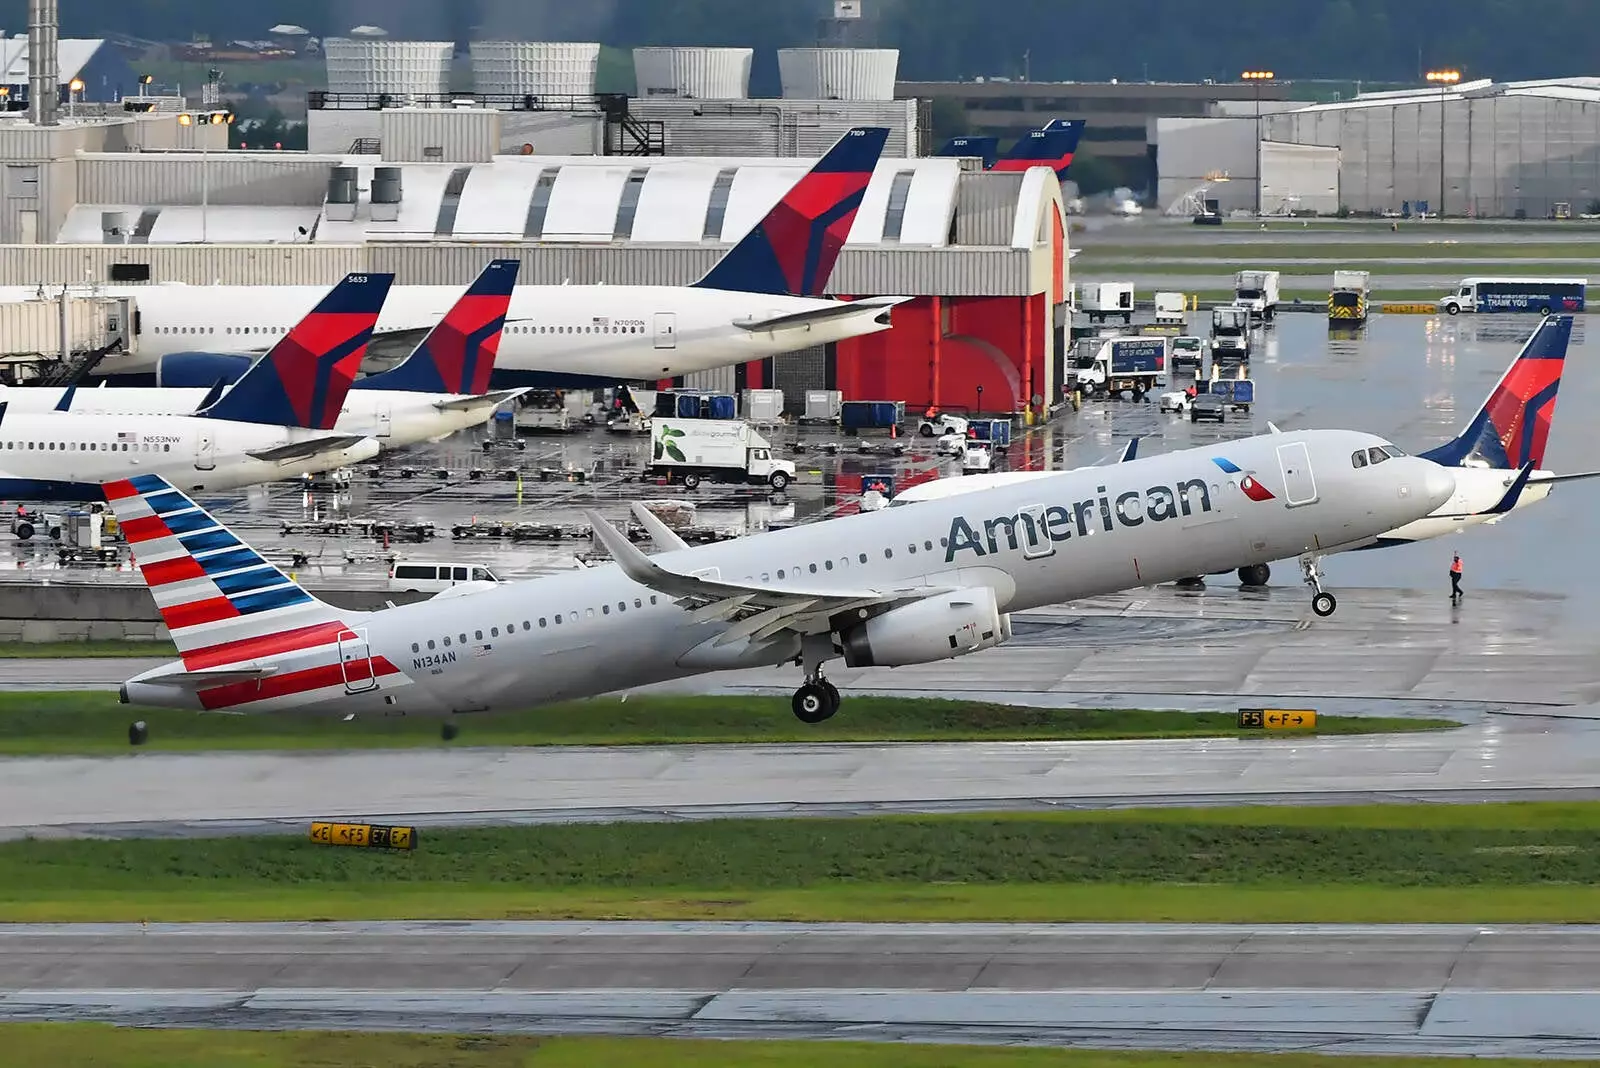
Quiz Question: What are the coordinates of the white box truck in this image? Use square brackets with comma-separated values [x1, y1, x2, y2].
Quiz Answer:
[650, 418, 796, 491]
[1153, 292, 1188, 325]
[1080, 281, 1135, 324]
[1233, 270, 1281, 321]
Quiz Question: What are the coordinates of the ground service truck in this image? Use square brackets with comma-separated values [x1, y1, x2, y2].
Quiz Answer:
[1210, 305, 1252, 363]
[1329, 270, 1370, 324]
[650, 418, 796, 490]
[1233, 270, 1281, 321]
[1067, 335, 1166, 400]
[1436, 277, 1587, 315]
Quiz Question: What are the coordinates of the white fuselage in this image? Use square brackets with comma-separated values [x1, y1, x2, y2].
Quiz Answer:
[1381, 464, 1554, 543]
[0, 411, 377, 500]
[0, 383, 515, 451]
[125, 429, 1455, 714]
[0, 284, 896, 383]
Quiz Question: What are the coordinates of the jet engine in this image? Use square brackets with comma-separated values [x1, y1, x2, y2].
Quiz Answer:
[151, 351, 254, 388]
[838, 587, 1009, 668]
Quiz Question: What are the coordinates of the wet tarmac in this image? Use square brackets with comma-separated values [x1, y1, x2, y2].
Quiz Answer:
[6, 921, 1600, 1056]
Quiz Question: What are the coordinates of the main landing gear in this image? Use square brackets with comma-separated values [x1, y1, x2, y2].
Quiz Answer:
[1301, 554, 1337, 617]
[792, 635, 841, 723]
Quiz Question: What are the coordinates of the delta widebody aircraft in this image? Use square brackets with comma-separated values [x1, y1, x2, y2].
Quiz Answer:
[0, 260, 527, 452]
[7, 128, 905, 390]
[107, 428, 1454, 739]
[0, 273, 409, 500]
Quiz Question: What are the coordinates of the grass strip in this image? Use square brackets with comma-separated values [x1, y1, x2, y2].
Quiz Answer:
[0, 1026, 1572, 1068]
[0, 639, 175, 658]
[1078, 242, 1600, 260]
[0, 692, 1453, 753]
[6, 803, 1599, 924]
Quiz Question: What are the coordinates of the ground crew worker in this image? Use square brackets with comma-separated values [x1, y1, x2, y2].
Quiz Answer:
[1450, 553, 1464, 602]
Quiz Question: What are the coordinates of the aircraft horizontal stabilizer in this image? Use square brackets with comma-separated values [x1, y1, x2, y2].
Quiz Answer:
[247, 435, 371, 463]
[732, 296, 909, 333]
[133, 664, 278, 690]
[1528, 469, 1600, 485]
[584, 508, 936, 630]
[432, 388, 529, 412]
[1484, 462, 1534, 515]
[629, 502, 690, 553]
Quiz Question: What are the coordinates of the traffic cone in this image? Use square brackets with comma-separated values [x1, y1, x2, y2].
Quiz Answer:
[890, 421, 898, 439]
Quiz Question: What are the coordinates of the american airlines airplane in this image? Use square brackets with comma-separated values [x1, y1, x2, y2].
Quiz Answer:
[895, 315, 1600, 589]
[8, 128, 905, 390]
[107, 429, 1454, 736]
[0, 262, 527, 452]
[0, 274, 406, 500]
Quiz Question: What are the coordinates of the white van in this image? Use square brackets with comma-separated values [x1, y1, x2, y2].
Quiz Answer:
[389, 562, 503, 594]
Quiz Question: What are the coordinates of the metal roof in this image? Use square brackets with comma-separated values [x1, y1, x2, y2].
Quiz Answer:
[1291, 77, 1600, 114]
[56, 205, 324, 244]
[0, 36, 111, 84]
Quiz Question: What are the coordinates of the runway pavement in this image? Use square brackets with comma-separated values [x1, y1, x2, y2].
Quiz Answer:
[5, 921, 1600, 1056]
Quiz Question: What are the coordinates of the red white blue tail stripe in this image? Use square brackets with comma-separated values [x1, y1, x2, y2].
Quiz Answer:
[105, 473, 406, 710]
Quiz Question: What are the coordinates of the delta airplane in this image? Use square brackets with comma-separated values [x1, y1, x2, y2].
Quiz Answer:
[7, 128, 906, 390]
[107, 428, 1453, 735]
[0, 261, 527, 452]
[0, 274, 401, 500]
[892, 315, 1598, 597]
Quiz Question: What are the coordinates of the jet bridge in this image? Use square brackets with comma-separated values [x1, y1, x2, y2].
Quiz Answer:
[0, 293, 135, 384]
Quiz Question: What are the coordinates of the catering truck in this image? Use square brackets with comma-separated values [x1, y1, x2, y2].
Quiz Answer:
[649, 418, 796, 490]
[1067, 335, 1166, 399]
[1436, 277, 1587, 315]
[1233, 270, 1281, 321]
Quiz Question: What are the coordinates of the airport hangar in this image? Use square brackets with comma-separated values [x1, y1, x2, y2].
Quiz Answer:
[0, 110, 1071, 421]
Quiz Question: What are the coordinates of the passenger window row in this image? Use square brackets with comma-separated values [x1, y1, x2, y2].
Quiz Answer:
[409, 594, 662, 654]
[4, 441, 168, 452]
[504, 324, 645, 335]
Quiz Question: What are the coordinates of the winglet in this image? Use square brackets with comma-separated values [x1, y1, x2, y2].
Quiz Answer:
[630, 503, 690, 553]
[1120, 438, 1139, 462]
[356, 259, 519, 396]
[1267, 421, 1283, 434]
[1484, 462, 1535, 515]
[201, 272, 394, 430]
[585, 509, 665, 586]
[691, 126, 889, 297]
[54, 385, 75, 412]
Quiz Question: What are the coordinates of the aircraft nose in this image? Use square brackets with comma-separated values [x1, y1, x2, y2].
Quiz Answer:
[1419, 461, 1456, 509]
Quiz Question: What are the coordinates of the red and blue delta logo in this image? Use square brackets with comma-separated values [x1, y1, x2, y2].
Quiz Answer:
[1212, 457, 1276, 502]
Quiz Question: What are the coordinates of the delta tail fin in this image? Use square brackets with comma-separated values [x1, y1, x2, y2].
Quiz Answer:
[691, 126, 889, 298]
[105, 474, 402, 710]
[992, 120, 1085, 181]
[355, 259, 519, 395]
[1421, 314, 1572, 469]
[933, 135, 1000, 169]
[201, 272, 394, 430]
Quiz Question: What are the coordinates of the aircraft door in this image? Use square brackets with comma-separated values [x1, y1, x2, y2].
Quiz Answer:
[337, 628, 378, 693]
[653, 312, 677, 350]
[374, 397, 392, 438]
[194, 430, 216, 470]
[1020, 504, 1054, 559]
[1275, 442, 1319, 507]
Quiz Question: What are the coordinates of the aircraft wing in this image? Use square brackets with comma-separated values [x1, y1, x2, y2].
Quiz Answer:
[247, 434, 371, 463]
[433, 387, 529, 412]
[585, 509, 943, 639]
[732, 296, 910, 333]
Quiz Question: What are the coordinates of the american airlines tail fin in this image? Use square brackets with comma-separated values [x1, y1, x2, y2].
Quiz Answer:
[992, 120, 1085, 181]
[355, 259, 519, 395]
[691, 126, 889, 298]
[104, 475, 400, 709]
[1422, 314, 1572, 469]
[933, 135, 1000, 169]
[201, 272, 394, 430]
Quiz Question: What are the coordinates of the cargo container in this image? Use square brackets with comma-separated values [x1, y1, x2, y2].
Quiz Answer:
[741, 388, 784, 424]
[1153, 292, 1188, 325]
[1205, 377, 1255, 411]
[649, 418, 796, 491]
[1079, 281, 1135, 324]
[968, 418, 1012, 449]
[1436, 277, 1587, 315]
[801, 389, 843, 425]
[840, 399, 901, 431]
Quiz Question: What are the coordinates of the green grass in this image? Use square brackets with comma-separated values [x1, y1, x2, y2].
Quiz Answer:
[9, 803, 1600, 924]
[0, 692, 1453, 754]
[0, 1027, 1570, 1068]
[1079, 241, 1600, 260]
[0, 640, 174, 658]
[1187, 289, 1443, 304]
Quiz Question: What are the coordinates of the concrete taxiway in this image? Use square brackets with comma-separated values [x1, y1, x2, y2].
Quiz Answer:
[5, 921, 1600, 1056]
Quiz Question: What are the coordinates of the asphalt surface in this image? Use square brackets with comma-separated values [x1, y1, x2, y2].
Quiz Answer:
[5, 921, 1600, 1056]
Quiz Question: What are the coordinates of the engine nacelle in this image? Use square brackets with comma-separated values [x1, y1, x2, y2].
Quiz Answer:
[152, 351, 254, 388]
[839, 587, 1008, 668]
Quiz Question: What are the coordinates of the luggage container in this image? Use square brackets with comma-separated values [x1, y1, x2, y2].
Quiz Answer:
[708, 394, 737, 420]
[802, 389, 842, 425]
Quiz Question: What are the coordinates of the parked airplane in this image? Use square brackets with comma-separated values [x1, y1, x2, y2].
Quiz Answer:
[0, 274, 395, 501]
[108, 429, 1453, 735]
[9, 129, 905, 390]
[0, 261, 526, 451]
[892, 316, 1597, 591]
[935, 119, 1084, 181]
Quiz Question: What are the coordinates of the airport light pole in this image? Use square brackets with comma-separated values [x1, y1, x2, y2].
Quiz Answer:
[1241, 71, 1275, 216]
[67, 78, 84, 120]
[178, 111, 232, 243]
[1425, 69, 1460, 217]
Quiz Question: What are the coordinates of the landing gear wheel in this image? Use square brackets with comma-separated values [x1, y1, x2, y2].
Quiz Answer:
[440, 721, 460, 741]
[1312, 592, 1337, 617]
[792, 681, 839, 724]
[128, 720, 148, 746]
[1301, 554, 1336, 617]
[1238, 563, 1271, 587]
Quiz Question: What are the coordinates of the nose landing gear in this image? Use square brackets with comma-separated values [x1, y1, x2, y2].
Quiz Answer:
[1301, 554, 1337, 617]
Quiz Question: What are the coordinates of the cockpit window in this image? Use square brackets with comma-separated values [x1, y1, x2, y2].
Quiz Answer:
[1367, 447, 1390, 465]
[1382, 444, 1406, 457]
[1351, 450, 1368, 468]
